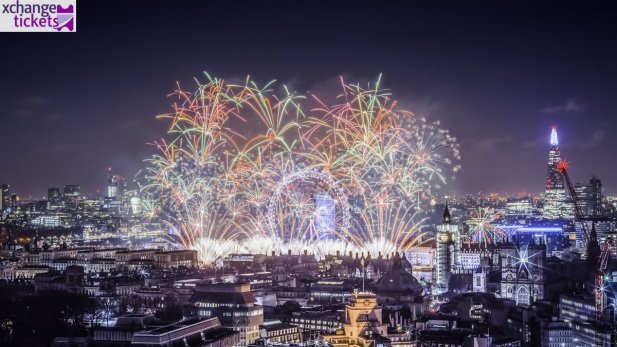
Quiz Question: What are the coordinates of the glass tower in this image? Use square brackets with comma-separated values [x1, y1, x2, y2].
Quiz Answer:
[543, 127, 573, 219]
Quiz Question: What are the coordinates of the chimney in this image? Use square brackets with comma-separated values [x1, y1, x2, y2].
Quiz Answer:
[336, 250, 340, 257]
[288, 249, 292, 256]
[304, 250, 308, 256]
[271, 251, 275, 257]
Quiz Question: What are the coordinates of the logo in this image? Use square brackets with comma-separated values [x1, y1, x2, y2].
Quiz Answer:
[0, 0, 76, 32]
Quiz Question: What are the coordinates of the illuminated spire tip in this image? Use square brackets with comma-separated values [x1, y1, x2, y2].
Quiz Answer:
[550, 127, 558, 146]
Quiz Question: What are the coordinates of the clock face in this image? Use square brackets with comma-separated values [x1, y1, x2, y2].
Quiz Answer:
[364, 299, 370, 306]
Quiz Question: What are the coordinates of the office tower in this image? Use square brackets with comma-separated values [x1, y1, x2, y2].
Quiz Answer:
[0, 184, 9, 212]
[48, 187, 62, 203]
[63, 185, 80, 207]
[575, 176, 604, 218]
[10, 194, 17, 210]
[543, 127, 573, 219]
[63, 184, 80, 197]
[107, 169, 118, 199]
[106, 168, 126, 203]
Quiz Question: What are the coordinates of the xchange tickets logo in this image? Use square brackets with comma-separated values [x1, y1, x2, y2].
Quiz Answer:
[0, 0, 76, 32]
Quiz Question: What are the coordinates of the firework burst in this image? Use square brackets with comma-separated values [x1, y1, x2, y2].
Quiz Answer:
[465, 207, 506, 245]
[140, 73, 460, 265]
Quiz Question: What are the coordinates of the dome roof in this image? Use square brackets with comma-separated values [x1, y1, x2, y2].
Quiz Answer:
[374, 253, 422, 295]
[375, 268, 423, 295]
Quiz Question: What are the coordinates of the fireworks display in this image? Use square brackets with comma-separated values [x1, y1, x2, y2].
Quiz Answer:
[465, 207, 506, 245]
[140, 73, 461, 265]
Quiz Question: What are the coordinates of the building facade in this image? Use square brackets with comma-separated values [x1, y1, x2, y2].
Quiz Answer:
[500, 242, 546, 306]
[542, 127, 573, 220]
[434, 204, 460, 295]
[191, 282, 264, 346]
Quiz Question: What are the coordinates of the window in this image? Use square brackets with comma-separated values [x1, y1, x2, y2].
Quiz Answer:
[517, 286, 530, 306]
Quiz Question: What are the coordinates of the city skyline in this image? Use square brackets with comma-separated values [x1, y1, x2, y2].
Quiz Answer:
[2, 1, 617, 196]
[3, 2, 617, 347]
[0, 125, 611, 199]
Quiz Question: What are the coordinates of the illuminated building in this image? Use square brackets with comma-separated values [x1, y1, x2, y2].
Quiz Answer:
[153, 249, 198, 269]
[574, 219, 616, 251]
[47, 187, 61, 203]
[259, 321, 302, 344]
[105, 169, 127, 215]
[473, 266, 487, 292]
[14, 265, 50, 279]
[107, 168, 122, 199]
[310, 278, 358, 304]
[440, 292, 516, 325]
[458, 243, 492, 271]
[323, 291, 391, 347]
[575, 176, 604, 218]
[496, 225, 567, 256]
[542, 127, 573, 220]
[559, 295, 612, 347]
[191, 282, 264, 346]
[0, 184, 9, 212]
[114, 249, 198, 271]
[406, 245, 435, 283]
[289, 310, 343, 333]
[499, 242, 545, 306]
[505, 198, 534, 217]
[115, 249, 157, 271]
[130, 196, 142, 215]
[63, 184, 79, 197]
[433, 203, 459, 295]
[541, 319, 572, 347]
[63, 184, 80, 207]
[31, 215, 62, 228]
[130, 317, 239, 347]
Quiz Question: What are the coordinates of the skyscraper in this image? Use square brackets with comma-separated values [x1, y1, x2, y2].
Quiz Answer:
[63, 184, 80, 197]
[106, 168, 126, 202]
[63, 185, 80, 208]
[542, 127, 572, 219]
[575, 176, 604, 218]
[0, 184, 9, 212]
[107, 169, 119, 199]
[48, 187, 62, 203]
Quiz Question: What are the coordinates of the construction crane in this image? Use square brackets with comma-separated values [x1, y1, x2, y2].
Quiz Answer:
[557, 161, 611, 334]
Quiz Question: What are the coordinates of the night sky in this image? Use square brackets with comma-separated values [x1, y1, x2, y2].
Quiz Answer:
[1, 1, 617, 198]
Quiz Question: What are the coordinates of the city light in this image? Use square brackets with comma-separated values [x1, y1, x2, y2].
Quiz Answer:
[1, 3, 615, 346]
